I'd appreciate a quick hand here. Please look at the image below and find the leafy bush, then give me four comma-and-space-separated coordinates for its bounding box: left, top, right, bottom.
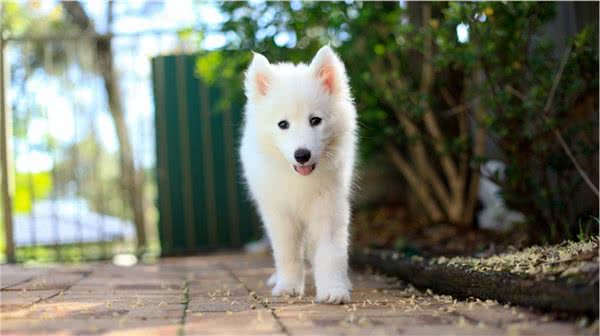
197, 2, 598, 242
445, 3, 599, 241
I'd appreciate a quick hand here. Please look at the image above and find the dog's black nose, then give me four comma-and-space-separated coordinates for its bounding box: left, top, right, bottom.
294, 148, 311, 164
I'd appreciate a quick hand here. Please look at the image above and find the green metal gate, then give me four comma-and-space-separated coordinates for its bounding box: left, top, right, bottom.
151, 54, 260, 255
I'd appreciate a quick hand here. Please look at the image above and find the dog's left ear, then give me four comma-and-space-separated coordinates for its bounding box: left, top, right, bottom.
245, 52, 273, 99
309, 45, 348, 96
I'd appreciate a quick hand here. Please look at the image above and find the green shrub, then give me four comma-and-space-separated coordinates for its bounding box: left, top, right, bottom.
198, 2, 598, 242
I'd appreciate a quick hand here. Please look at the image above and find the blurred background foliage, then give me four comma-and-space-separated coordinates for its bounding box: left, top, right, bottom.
1, 0, 159, 261
2, 16, 125, 221
195, 1, 598, 245
13, 172, 52, 213
0, 1, 597, 262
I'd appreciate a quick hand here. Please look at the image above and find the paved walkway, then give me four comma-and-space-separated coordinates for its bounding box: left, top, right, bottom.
0, 253, 595, 335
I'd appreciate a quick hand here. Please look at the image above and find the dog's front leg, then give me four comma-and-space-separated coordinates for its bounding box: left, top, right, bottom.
262, 207, 305, 296
307, 196, 351, 304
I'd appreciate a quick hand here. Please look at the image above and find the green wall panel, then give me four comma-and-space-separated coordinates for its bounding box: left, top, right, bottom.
152, 54, 260, 255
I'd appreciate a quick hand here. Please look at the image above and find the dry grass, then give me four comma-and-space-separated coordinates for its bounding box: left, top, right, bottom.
432, 238, 599, 282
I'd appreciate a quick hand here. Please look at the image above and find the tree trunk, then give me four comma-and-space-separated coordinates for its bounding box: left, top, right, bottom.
62, 1, 146, 251
96, 37, 147, 250
0, 33, 16, 262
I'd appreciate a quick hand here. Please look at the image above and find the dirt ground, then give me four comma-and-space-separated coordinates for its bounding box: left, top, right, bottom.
0, 253, 596, 335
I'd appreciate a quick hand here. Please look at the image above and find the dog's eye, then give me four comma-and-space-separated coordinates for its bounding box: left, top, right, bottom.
278, 120, 289, 130
309, 117, 322, 127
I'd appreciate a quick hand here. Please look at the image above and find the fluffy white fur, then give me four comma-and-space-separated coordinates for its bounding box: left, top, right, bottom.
239, 46, 357, 304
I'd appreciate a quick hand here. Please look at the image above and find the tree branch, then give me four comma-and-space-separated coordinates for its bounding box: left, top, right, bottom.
61, 1, 93, 32
385, 143, 444, 222
419, 4, 462, 221
370, 60, 453, 213
463, 93, 487, 224
506, 77, 599, 198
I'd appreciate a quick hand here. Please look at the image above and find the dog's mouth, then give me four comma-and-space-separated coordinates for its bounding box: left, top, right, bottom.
293, 163, 316, 176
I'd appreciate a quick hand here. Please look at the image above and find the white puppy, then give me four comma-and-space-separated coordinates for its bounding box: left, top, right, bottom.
239, 46, 357, 304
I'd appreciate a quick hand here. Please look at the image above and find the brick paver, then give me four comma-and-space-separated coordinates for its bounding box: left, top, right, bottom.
0, 253, 595, 335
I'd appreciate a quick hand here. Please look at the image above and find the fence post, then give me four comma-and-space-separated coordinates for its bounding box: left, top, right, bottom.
0, 34, 16, 263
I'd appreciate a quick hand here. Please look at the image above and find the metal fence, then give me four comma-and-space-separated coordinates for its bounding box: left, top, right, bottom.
0, 31, 197, 263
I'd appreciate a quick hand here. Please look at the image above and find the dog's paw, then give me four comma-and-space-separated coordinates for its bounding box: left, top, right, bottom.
316, 287, 351, 304
266, 273, 277, 287
272, 282, 303, 297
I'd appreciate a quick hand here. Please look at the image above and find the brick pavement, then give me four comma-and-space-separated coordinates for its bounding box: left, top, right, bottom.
0, 253, 595, 335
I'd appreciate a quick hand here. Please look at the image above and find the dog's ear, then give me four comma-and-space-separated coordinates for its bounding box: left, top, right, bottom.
245, 52, 272, 98
309, 45, 348, 96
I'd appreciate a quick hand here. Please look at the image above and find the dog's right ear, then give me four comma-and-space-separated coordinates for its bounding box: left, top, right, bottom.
245, 52, 272, 99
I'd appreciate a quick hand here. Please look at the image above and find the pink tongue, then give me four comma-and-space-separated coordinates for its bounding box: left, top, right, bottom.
296, 165, 313, 176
